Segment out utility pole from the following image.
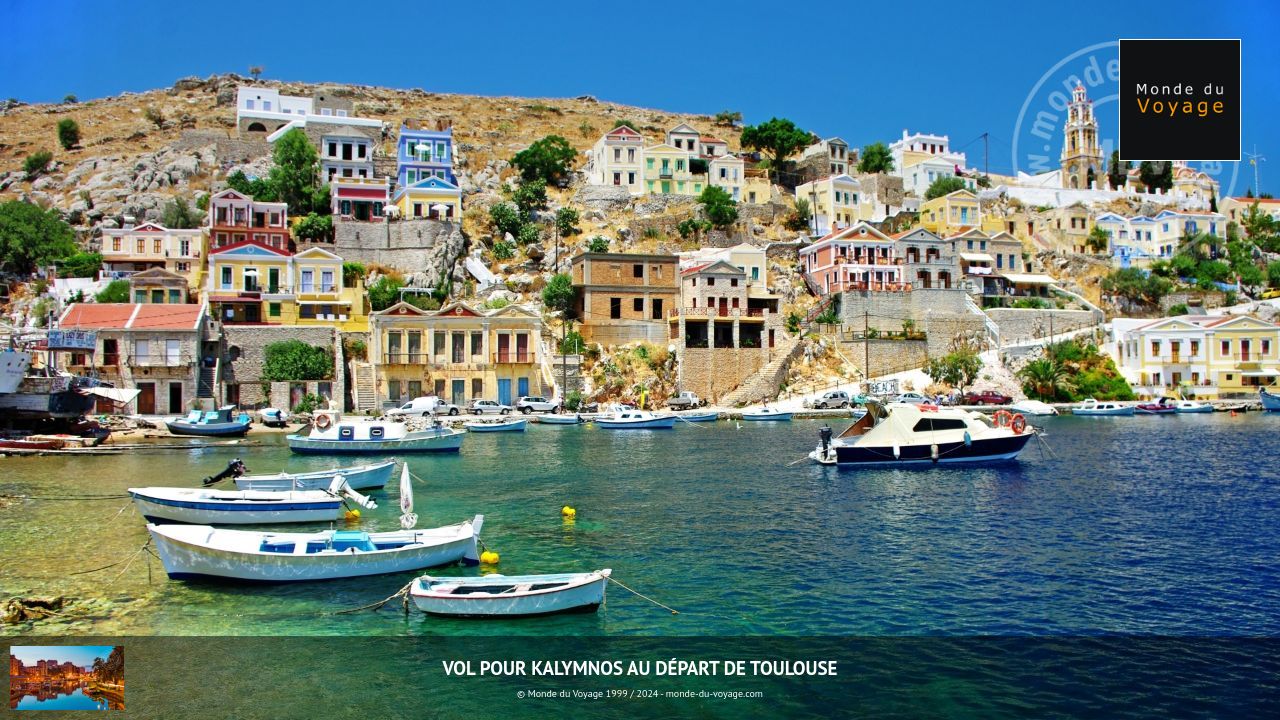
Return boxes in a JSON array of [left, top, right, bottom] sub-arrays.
[[1245, 145, 1266, 197], [982, 132, 989, 182], [864, 308, 870, 387]]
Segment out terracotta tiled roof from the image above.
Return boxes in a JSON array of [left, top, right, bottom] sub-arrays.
[[59, 303, 204, 330]]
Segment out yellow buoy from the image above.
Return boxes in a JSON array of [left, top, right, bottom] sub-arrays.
[[480, 550, 500, 565], [561, 505, 576, 518], [344, 509, 361, 521]]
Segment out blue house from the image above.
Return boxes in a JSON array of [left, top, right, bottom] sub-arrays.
[[398, 124, 455, 189]]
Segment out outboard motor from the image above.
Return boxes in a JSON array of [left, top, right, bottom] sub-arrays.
[[819, 425, 833, 456], [202, 458, 247, 487]]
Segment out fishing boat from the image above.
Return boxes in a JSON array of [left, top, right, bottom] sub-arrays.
[[287, 410, 465, 454], [147, 515, 485, 582], [0, 436, 66, 451], [166, 406, 252, 437], [741, 406, 794, 421], [1173, 399, 1214, 413], [1262, 387, 1280, 412], [595, 407, 676, 429], [410, 569, 611, 618], [463, 417, 529, 433], [1073, 399, 1135, 416], [1135, 398, 1178, 415], [233, 459, 397, 491], [678, 410, 720, 422], [1010, 399, 1058, 416], [809, 402, 1036, 466], [538, 414, 587, 425], [129, 478, 377, 525], [259, 408, 289, 428]]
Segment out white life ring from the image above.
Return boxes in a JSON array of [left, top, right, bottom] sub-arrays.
[[314, 414, 332, 430]]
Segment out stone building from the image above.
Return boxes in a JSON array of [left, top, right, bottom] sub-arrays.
[[570, 252, 679, 346], [1060, 84, 1104, 189], [221, 324, 344, 408], [128, 267, 192, 304]]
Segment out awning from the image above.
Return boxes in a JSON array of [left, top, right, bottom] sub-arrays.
[[1000, 273, 1057, 285], [297, 300, 353, 305], [960, 252, 995, 263], [82, 387, 141, 404], [431, 203, 451, 211], [1241, 369, 1280, 377]]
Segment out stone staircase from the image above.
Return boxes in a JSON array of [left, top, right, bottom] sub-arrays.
[[352, 362, 377, 413], [718, 335, 805, 407], [197, 360, 218, 399]]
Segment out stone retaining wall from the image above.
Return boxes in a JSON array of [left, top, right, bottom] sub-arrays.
[[222, 325, 344, 407], [332, 218, 467, 278], [837, 338, 929, 379], [985, 308, 1098, 345], [677, 346, 769, 404]]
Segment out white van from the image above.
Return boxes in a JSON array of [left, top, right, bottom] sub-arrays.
[[387, 396, 460, 418]]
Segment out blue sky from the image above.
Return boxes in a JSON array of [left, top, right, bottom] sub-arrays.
[[11, 645, 115, 668], [4, 0, 1277, 194]]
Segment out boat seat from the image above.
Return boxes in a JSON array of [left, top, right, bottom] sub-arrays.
[[512, 584, 533, 593], [432, 583, 460, 594]]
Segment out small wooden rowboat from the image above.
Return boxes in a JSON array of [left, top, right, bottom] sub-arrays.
[[741, 406, 793, 421], [538, 414, 586, 425], [410, 569, 611, 617], [129, 480, 376, 525], [678, 410, 720, 422], [234, 459, 396, 491], [463, 418, 529, 433], [147, 515, 484, 583]]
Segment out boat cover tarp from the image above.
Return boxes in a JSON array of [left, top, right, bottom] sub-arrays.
[[83, 386, 141, 403]]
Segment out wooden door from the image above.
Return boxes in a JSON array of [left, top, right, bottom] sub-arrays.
[[137, 383, 156, 415]]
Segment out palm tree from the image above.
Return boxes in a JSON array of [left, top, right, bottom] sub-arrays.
[[1017, 357, 1074, 401]]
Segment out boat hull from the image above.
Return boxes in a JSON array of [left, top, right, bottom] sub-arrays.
[[741, 412, 793, 421], [538, 415, 585, 425], [130, 490, 343, 525], [234, 460, 396, 491], [411, 575, 607, 618], [1135, 406, 1177, 415], [166, 421, 251, 437], [832, 432, 1034, 466], [1261, 389, 1280, 412], [678, 411, 720, 422], [1074, 408, 1135, 416], [287, 432, 464, 454], [595, 417, 676, 429], [148, 522, 481, 583], [464, 419, 528, 432]]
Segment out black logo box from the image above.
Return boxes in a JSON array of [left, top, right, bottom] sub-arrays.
[[1119, 39, 1240, 162]]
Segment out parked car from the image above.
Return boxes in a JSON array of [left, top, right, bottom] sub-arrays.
[[812, 391, 853, 409], [468, 399, 513, 415], [892, 392, 930, 404], [962, 390, 1013, 406], [387, 396, 460, 418], [516, 396, 558, 413], [666, 391, 704, 409], [1262, 289, 1280, 300]]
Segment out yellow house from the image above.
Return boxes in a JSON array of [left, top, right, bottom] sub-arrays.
[[392, 175, 463, 220], [205, 241, 368, 330], [643, 144, 703, 196], [369, 300, 550, 406], [920, 189, 981, 236], [1116, 314, 1280, 399], [288, 247, 369, 332], [794, 174, 862, 235]]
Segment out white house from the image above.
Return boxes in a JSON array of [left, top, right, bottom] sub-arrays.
[[799, 137, 851, 176], [709, 154, 745, 201], [588, 125, 646, 196], [901, 156, 972, 197], [889, 129, 967, 176]]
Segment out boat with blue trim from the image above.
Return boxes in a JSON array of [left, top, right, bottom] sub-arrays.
[[678, 410, 720, 422], [463, 417, 529, 432], [811, 402, 1035, 466], [1073, 399, 1135, 416], [1262, 387, 1280, 412], [741, 406, 793, 421], [166, 406, 252, 437], [595, 407, 676, 429], [287, 411, 465, 454], [233, 459, 397, 491], [411, 569, 612, 618], [129, 478, 377, 525]]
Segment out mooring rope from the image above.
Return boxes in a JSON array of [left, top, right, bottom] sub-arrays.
[[673, 414, 711, 430], [332, 581, 414, 615], [70, 539, 152, 576], [607, 576, 679, 615]]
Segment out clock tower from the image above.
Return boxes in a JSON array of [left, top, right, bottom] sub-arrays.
[[1061, 84, 1105, 189]]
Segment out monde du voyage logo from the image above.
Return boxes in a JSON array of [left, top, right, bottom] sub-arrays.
[[1119, 39, 1241, 162]]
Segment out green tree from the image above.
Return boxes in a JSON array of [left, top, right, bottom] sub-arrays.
[[196, 192, 211, 211], [58, 250, 102, 278], [249, 65, 264, 81], [24, 150, 53, 179], [924, 176, 967, 200], [587, 236, 609, 253], [856, 142, 895, 174], [63, 94, 78, 104], [491, 240, 514, 260], [1241, 201, 1280, 252], [95, 279, 130, 303], [541, 273, 576, 319], [612, 119, 640, 132], [714, 110, 742, 127], [924, 348, 983, 392], [1267, 260, 1280, 288], [555, 207, 580, 238], [342, 261, 365, 287], [1101, 267, 1173, 305], [1018, 357, 1074, 401], [739, 118, 810, 181], [267, 128, 324, 215], [367, 276, 404, 311], [225, 170, 277, 202], [263, 340, 333, 381], [160, 196, 201, 229], [57, 118, 80, 150], [1138, 161, 1173, 191], [0, 200, 77, 273], [1106, 150, 1131, 190], [1167, 303, 1189, 316], [698, 185, 738, 228], [785, 197, 812, 232], [511, 179, 548, 217], [293, 212, 333, 242], [143, 105, 165, 129], [677, 217, 711, 241], [510, 135, 577, 184], [577, 120, 596, 138], [1086, 225, 1110, 253], [489, 202, 523, 238]]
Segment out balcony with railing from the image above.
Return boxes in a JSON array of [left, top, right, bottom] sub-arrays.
[[668, 306, 768, 320], [1228, 351, 1269, 370], [129, 351, 195, 368], [382, 352, 427, 365]]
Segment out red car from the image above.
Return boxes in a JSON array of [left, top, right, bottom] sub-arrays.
[[962, 390, 1012, 405]]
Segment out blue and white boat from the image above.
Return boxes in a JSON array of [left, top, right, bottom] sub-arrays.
[[287, 411, 465, 454], [146, 515, 485, 583], [1173, 399, 1214, 414], [410, 569, 611, 618], [1261, 387, 1280, 412], [129, 478, 377, 525], [741, 406, 793, 421], [538, 414, 587, 425], [678, 410, 720, 422], [595, 407, 676, 429], [463, 417, 528, 433], [234, 459, 397, 491], [166, 406, 252, 437], [1073, 399, 1135, 416]]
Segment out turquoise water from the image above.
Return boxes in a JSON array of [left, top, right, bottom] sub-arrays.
[[2, 415, 1279, 637]]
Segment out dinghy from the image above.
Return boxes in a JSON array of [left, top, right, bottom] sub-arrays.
[[1173, 399, 1213, 413], [410, 569, 611, 617], [678, 410, 720, 422], [741, 406, 793, 421], [463, 417, 529, 433], [1009, 399, 1058, 416], [147, 515, 485, 582], [234, 459, 397, 491], [595, 409, 676, 429], [166, 406, 252, 437], [130, 477, 377, 525], [538, 414, 587, 425]]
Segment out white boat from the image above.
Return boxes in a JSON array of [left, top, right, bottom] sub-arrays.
[[288, 410, 465, 454], [129, 478, 377, 525], [147, 515, 485, 582], [1073, 399, 1135, 416], [259, 408, 289, 427], [234, 460, 397, 491], [463, 417, 529, 433], [1009, 399, 1058, 416], [810, 402, 1035, 466], [678, 410, 720, 422], [410, 569, 611, 618], [538, 414, 587, 425], [595, 406, 676, 429], [1173, 399, 1214, 414], [741, 406, 793, 421]]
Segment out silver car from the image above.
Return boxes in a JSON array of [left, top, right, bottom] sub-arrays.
[[468, 399, 513, 415]]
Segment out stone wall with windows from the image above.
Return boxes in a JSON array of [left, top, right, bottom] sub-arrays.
[[222, 325, 343, 408]]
